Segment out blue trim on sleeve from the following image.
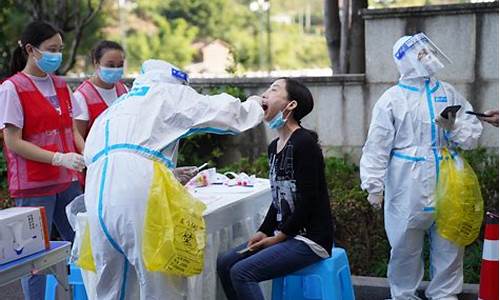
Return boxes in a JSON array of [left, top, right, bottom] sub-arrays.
[[180, 127, 239, 138]]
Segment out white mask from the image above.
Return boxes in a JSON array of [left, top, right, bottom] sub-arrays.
[[420, 53, 444, 76]]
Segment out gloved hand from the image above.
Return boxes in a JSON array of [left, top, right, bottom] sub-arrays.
[[367, 193, 384, 209], [173, 166, 198, 185], [51, 152, 85, 171], [246, 95, 263, 106], [435, 112, 457, 131]]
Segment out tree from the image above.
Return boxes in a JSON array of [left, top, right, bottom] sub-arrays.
[[0, 0, 28, 79], [125, 15, 198, 71], [324, 0, 368, 74], [13, 0, 104, 74], [324, 0, 341, 73], [349, 0, 368, 73]]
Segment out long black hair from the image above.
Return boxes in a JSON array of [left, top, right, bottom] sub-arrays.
[[9, 21, 62, 76], [280, 77, 319, 143], [91, 40, 124, 65]]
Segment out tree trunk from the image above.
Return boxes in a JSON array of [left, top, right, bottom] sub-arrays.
[[339, 0, 350, 74], [324, 0, 341, 73], [348, 0, 367, 73]]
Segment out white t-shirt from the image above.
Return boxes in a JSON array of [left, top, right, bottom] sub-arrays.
[[74, 82, 121, 121], [0, 73, 80, 129]]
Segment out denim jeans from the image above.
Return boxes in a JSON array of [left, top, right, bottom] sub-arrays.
[[217, 238, 323, 300], [15, 181, 82, 300]]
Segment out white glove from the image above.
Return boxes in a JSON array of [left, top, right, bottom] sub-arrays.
[[246, 95, 263, 106], [435, 112, 457, 131], [51, 152, 85, 171], [173, 166, 198, 185], [367, 193, 384, 209]]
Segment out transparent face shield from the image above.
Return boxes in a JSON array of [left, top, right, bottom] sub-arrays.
[[394, 33, 452, 78]]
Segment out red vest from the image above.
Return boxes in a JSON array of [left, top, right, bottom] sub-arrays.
[[75, 80, 127, 132], [4, 72, 77, 198]]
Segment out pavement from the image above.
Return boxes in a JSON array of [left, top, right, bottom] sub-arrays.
[[2, 275, 480, 300], [353, 276, 479, 300]]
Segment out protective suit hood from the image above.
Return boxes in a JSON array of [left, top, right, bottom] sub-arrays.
[[393, 36, 416, 80], [133, 59, 189, 87]]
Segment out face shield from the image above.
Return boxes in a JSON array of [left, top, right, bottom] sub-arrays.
[[394, 33, 451, 78]]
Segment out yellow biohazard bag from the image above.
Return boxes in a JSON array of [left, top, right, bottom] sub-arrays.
[[435, 148, 484, 246], [142, 161, 207, 276], [76, 223, 96, 272]]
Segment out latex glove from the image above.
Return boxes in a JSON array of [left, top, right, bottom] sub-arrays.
[[173, 166, 198, 185], [368, 193, 383, 209], [481, 109, 499, 127], [51, 152, 85, 171], [435, 112, 457, 131], [246, 95, 263, 106]]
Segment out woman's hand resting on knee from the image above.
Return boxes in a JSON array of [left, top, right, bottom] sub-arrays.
[[248, 231, 287, 251], [247, 231, 267, 249]]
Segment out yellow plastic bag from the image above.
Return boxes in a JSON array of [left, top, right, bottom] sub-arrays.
[[142, 161, 207, 276], [76, 222, 97, 272], [435, 148, 484, 246]]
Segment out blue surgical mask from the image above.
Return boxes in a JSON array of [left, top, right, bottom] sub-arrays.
[[98, 66, 124, 84], [266, 110, 287, 129], [34, 49, 62, 73]]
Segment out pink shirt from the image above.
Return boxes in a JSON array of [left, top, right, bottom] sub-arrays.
[[0, 73, 81, 129]]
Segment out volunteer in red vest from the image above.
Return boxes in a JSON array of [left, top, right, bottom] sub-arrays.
[[74, 40, 128, 138], [0, 21, 84, 299]]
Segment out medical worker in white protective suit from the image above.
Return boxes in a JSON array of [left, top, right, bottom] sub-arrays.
[[83, 59, 264, 300], [360, 33, 482, 300]]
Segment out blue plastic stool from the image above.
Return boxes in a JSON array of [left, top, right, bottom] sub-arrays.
[[45, 264, 88, 300], [271, 247, 355, 300]]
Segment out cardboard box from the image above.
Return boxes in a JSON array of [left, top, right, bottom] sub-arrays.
[[0, 207, 49, 264]]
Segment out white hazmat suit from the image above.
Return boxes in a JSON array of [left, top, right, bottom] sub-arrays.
[[83, 60, 264, 300], [360, 34, 483, 300]]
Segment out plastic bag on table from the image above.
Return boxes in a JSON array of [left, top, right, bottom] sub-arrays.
[[143, 161, 207, 276], [435, 148, 484, 246], [224, 172, 256, 187], [185, 168, 217, 188]]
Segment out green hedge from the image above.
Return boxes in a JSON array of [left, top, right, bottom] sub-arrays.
[[222, 149, 498, 283]]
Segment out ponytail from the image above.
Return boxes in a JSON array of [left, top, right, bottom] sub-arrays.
[[8, 21, 61, 77], [9, 45, 27, 76]]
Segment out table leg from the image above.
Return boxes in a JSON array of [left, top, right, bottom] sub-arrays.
[[52, 262, 71, 300]]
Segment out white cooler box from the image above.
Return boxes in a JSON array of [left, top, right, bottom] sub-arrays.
[[0, 207, 49, 264]]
